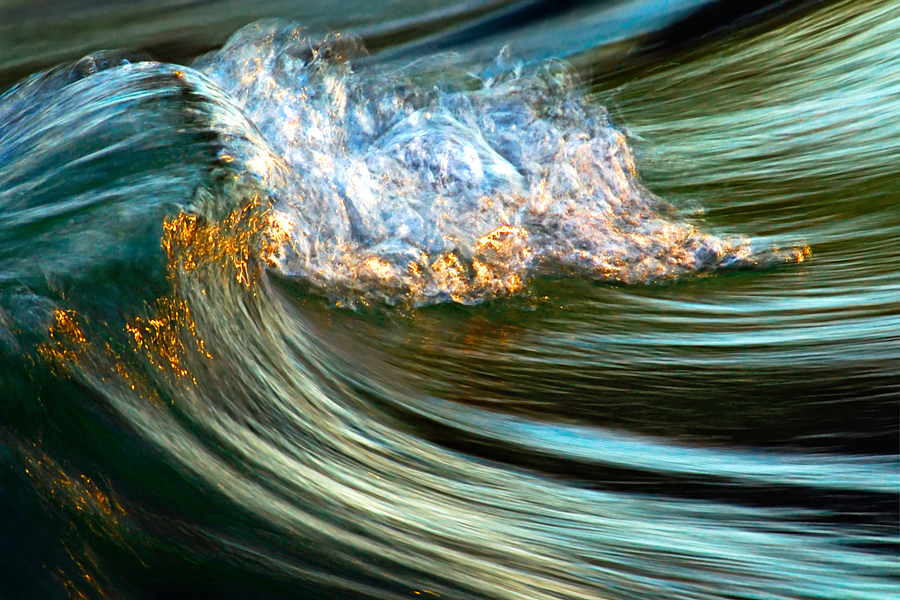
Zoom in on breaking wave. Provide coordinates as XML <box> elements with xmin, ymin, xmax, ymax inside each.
<box><xmin>0</xmin><ymin>1</ymin><xmax>897</xmax><ymax>599</ymax></box>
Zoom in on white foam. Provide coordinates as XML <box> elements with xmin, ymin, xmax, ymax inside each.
<box><xmin>199</xmin><ymin>22</ymin><xmax>802</xmax><ymax>307</ymax></box>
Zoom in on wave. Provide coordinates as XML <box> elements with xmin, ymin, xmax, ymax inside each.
<box><xmin>0</xmin><ymin>1</ymin><xmax>897</xmax><ymax>599</ymax></box>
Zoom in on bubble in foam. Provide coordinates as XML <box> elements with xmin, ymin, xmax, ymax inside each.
<box><xmin>198</xmin><ymin>22</ymin><xmax>806</xmax><ymax>308</ymax></box>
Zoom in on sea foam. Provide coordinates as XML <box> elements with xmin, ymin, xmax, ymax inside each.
<box><xmin>197</xmin><ymin>23</ymin><xmax>804</xmax><ymax>307</ymax></box>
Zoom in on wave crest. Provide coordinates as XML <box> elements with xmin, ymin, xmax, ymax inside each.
<box><xmin>199</xmin><ymin>22</ymin><xmax>805</xmax><ymax>307</ymax></box>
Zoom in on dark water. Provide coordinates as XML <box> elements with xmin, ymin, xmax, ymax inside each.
<box><xmin>1</xmin><ymin>1</ymin><xmax>898</xmax><ymax>599</ymax></box>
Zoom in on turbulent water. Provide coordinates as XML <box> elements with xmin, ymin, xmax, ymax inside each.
<box><xmin>0</xmin><ymin>1</ymin><xmax>897</xmax><ymax>599</ymax></box>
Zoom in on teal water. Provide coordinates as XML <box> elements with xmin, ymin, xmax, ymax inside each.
<box><xmin>1</xmin><ymin>1</ymin><xmax>897</xmax><ymax>599</ymax></box>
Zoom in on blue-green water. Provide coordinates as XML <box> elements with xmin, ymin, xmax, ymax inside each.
<box><xmin>1</xmin><ymin>1</ymin><xmax>897</xmax><ymax>599</ymax></box>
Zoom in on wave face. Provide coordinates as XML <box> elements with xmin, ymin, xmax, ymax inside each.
<box><xmin>0</xmin><ymin>1</ymin><xmax>897</xmax><ymax>600</ymax></box>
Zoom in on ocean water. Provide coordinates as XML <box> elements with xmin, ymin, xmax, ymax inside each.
<box><xmin>0</xmin><ymin>1</ymin><xmax>897</xmax><ymax>599</ymax></box>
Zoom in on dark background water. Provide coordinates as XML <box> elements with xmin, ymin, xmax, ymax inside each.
<box><xmin>0</xmin><ymin>0</ymin><xmax>826</xmax><ymax>89</ymax></box>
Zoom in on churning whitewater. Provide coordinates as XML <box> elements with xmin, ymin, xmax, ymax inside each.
<box><xmin>192</xmin><ymin>22</ymin><xmax>806</xmax><ymax>307</ymax></box>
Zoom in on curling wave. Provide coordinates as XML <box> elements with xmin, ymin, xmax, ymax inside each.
<box><xmin>0</xmin><ymin>1</ymin><xmax>897</xmax><ymax>600</ymax></box>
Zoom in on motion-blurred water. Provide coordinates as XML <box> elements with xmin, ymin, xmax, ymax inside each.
<box><xmin>1</xmin><ymin>1</ymin><xmax>897</xmax><ymax>599</ymax></box>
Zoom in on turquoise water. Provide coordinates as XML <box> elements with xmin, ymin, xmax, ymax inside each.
<box><xmin>1</xmin><ymin>1</ymin><xmax>897</xmax><ymax>599</ymax></box>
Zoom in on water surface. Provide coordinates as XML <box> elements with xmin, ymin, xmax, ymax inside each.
<box><xmin>0</xmin><ymin>1</ymin><xmax>897</xmax><ymax>599</ymax></box>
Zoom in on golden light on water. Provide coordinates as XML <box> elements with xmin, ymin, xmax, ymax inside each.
<box><xmin>16</xmin><ymin>447</ymin><xmax>128</xmax><ymax>600</ymax></box>
<box><xmin>361</xmin><ymin>256</ymin><xmax>397</xmax><ymax>280</ymax></box>
<box><xmin>263</xmin><ymin>210</ymin><xmax>295</xmax><ymax>267</ymax></box>
<box><xmin>161</xmin><ymin>195</ymin><xmax>266</xmax><ymax>286</ymax></box>
<box><xmin>126</xmin><ymin>297</ymin><xmax>206</xmax><ymax>381</ymax></box>
<box><xmin>39</xmin><ymin>194</ymin><xmax>270</xmax><ymax>392</ymax></box>
<box><xmin>38</xmin><ymin>310</ymin><xmax>88</xmax><ymax>371</ymax></box>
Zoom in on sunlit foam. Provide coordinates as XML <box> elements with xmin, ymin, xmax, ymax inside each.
<box><xmin>199</xmin><ymin>23</ymin><xmax>807</xmax><ymax>308</ymax></box>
